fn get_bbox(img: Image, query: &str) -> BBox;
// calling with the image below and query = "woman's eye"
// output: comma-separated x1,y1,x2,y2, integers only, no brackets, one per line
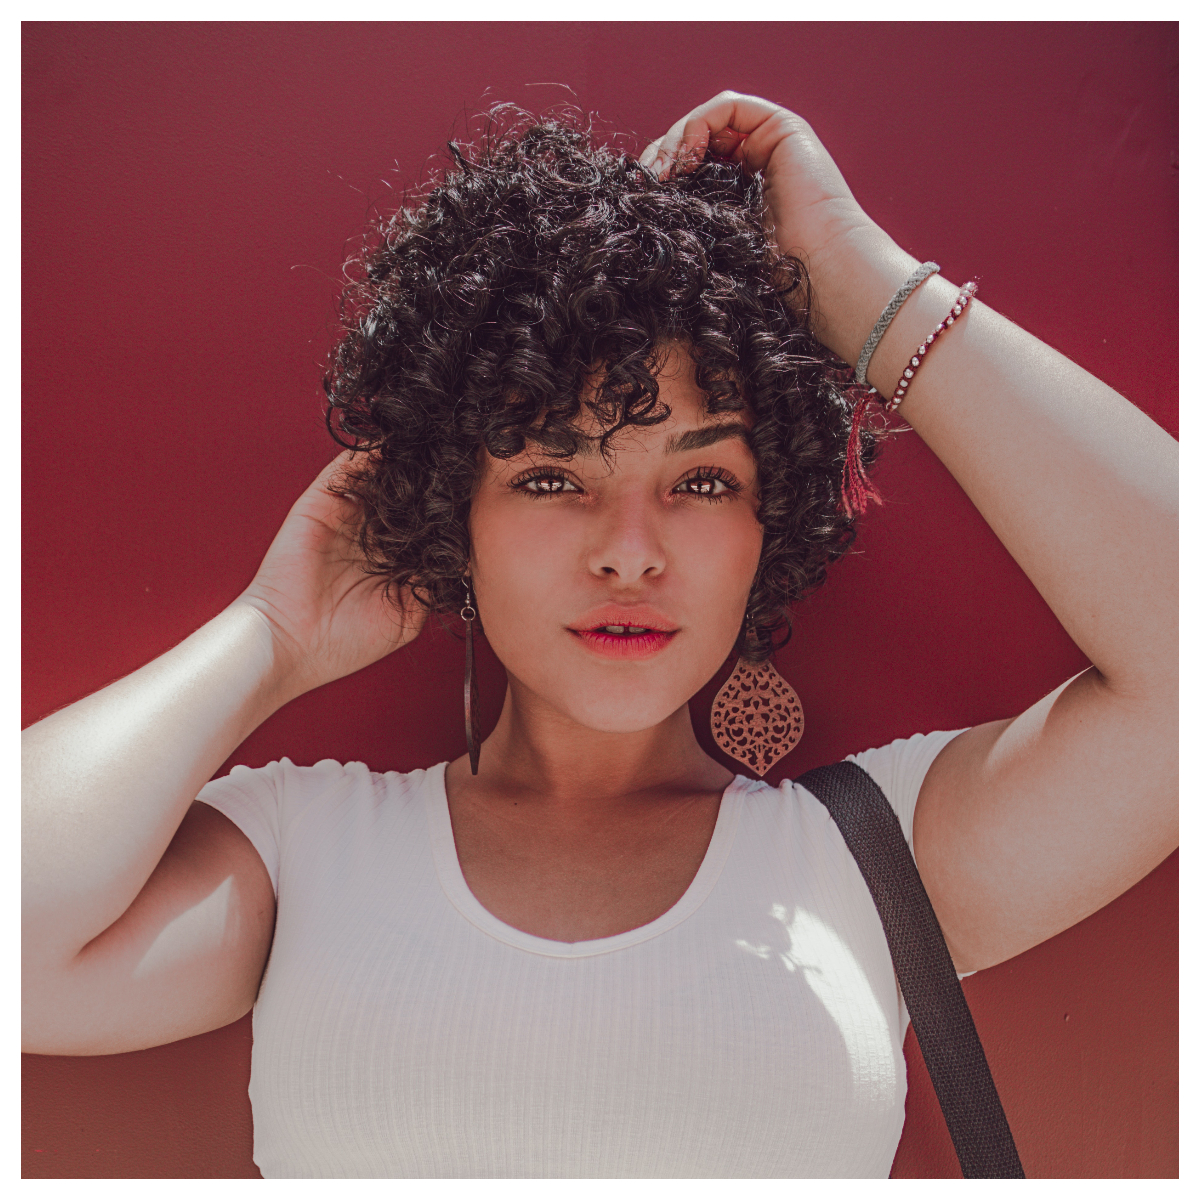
676,474,735,497
517,474,580,495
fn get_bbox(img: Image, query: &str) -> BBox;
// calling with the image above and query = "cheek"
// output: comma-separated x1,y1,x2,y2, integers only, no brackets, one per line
467,499,573,629
678,503,763,574
671,507,764,627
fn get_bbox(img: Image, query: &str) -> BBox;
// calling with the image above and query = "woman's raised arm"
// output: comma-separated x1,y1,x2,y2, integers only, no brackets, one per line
643,92,1178,973
23,451,423,1053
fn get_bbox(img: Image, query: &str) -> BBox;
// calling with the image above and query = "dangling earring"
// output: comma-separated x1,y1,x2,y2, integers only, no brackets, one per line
709,622,804,777
461,576,481,775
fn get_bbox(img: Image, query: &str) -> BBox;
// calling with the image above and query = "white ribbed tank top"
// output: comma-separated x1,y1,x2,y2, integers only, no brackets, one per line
197,727,963,1178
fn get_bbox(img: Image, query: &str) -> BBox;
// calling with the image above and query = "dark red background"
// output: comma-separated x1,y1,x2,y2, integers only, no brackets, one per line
23,22,1177,1178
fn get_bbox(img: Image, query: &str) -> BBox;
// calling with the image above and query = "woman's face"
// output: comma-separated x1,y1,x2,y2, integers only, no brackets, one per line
469,344,763,733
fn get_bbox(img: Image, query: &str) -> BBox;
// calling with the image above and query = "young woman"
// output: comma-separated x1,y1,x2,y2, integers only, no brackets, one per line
22,93,1177,1178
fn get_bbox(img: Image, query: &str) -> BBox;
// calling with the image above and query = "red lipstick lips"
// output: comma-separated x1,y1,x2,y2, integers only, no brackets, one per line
567,605,680,661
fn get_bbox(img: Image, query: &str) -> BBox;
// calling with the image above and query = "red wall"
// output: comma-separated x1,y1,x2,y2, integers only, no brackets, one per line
22,22,1177,1178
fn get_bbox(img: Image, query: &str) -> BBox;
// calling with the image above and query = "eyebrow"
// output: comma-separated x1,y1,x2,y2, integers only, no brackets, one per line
663,423,751,454
522,421,750,461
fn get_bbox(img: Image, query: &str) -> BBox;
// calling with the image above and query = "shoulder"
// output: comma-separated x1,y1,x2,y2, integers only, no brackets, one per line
197,757,446,829
770,728,969,855
201,756,440,802
844,729,969,799
194,757,445,891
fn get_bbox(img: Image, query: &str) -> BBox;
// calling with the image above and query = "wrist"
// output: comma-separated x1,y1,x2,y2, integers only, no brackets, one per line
222,596,315,711
802,224,969,404
802,222,922,366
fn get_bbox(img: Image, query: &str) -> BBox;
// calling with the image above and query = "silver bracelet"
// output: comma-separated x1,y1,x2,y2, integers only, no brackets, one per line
854,261,940,386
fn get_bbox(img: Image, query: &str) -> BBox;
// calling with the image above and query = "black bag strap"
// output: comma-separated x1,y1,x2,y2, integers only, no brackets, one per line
798,760,1025,1179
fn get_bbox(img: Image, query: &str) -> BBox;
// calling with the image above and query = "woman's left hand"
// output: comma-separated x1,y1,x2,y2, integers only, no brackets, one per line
639,91,885,352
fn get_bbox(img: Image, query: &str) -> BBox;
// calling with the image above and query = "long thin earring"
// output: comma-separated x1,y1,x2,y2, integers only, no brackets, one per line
461,576,481,775
710,629,804,777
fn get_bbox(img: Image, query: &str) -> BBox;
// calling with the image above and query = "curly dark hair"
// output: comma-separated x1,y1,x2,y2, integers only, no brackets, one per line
324,106,880,662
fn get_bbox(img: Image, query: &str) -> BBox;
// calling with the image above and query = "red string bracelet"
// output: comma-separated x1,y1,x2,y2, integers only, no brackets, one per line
839,279,979,517
886,280,978,412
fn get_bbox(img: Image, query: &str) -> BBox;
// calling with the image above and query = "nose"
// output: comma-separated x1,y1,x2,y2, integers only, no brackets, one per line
585,492,667,583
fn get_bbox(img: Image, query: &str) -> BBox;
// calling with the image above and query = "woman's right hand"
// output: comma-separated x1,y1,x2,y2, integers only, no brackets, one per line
234,450,427,699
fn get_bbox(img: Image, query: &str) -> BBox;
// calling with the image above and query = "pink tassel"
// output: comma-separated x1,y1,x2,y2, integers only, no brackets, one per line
840,393,883,517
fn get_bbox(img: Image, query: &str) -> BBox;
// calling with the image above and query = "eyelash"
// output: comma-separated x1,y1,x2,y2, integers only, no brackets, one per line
509,467,742,502
677,466,742,501
510,470,582,498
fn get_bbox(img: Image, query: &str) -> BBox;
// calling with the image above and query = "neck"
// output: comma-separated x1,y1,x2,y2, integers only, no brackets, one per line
465,677,733,811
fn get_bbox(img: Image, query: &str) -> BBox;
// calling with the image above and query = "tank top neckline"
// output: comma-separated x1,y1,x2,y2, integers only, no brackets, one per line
423,762,752,959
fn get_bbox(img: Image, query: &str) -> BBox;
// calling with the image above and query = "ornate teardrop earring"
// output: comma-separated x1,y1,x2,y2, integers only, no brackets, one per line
709,631,805,777
461,576,481,775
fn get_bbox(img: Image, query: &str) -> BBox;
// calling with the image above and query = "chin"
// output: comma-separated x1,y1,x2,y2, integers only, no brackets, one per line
556,690,686,735
528,653,711,735
493,629,734,736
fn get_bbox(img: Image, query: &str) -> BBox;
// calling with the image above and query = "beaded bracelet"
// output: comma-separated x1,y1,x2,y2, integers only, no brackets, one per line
841,278,979,518
886,281,978,411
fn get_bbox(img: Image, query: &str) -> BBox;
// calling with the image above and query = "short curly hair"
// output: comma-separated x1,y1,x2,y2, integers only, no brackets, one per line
324,106,879,662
